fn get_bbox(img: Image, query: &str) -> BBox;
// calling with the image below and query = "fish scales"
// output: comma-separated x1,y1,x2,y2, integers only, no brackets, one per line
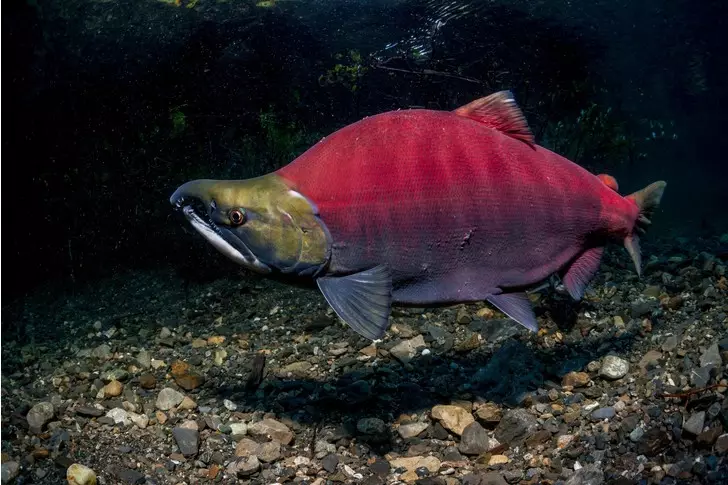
276,109,632,303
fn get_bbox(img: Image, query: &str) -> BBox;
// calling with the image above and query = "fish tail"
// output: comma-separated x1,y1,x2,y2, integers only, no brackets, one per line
623,181,667,276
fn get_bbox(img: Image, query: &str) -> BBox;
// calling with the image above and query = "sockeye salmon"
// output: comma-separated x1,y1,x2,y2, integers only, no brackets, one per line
170,91,666,340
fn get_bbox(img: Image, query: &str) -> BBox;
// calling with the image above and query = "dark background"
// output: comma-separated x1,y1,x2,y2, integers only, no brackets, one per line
3,0,728,300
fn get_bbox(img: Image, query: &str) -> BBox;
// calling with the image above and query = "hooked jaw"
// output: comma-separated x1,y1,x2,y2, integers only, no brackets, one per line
170,180,272,274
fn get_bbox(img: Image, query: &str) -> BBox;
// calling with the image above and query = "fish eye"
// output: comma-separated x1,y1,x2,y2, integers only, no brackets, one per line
229,209,246,226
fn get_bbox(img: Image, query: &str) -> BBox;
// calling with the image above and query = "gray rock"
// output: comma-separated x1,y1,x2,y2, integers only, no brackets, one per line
156,388,185,411
76,406,104,417
591,407,616,421
106,408,131,426
136,350,152,369
389,335,426,364
662,335,678,352
357,417,387,435
172,427,199,456
683,411,705,436
91,344,112,359
494,409,538,444
458,421,491,455
462,472,509,485
715,433,728,454
322,454,339,473
27,401,55,431
700,343,722,369
565,464,604,485
599,356,629,380
1,462,19,485
102,368,129,382
631,300,657,318
690,366,711,388
113,467,145,484
227,456,260,477
630,426,645,442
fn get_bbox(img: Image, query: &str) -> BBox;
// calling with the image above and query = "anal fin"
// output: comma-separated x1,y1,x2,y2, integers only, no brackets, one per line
486,292,539,332
563,247,604,300
316,265,393,340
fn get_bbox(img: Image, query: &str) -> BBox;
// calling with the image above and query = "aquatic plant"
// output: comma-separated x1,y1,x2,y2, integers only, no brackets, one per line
319,50,368,93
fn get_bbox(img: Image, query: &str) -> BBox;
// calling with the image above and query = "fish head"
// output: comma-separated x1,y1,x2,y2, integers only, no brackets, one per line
170,174,330,277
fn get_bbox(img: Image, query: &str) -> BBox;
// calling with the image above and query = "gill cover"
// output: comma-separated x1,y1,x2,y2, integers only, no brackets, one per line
170,174,331,276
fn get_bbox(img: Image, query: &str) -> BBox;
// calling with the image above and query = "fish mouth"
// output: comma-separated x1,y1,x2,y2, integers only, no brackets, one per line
172,195,272,274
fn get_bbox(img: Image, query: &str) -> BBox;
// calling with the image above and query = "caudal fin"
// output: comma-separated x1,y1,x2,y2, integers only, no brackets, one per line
624,181,667,276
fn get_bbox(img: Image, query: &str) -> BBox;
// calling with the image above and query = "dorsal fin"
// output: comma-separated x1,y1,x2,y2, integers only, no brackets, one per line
453,90,535,146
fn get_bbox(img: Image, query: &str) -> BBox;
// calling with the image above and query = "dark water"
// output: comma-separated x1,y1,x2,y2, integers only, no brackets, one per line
4,0,728,298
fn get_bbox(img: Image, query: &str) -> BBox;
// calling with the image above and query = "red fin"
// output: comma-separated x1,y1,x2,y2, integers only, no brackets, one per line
563,247,604,300
597,174,619,192
453,90,535,146
624,181,667,276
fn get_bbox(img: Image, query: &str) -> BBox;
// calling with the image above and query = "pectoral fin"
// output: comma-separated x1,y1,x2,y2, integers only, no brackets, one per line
316,265,393,340
486,292,539,332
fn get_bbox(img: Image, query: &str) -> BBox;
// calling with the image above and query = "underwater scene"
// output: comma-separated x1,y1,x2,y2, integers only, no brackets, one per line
3,0,728,484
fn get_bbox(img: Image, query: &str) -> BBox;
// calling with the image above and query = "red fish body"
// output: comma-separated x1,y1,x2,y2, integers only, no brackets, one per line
278,103,639,307
171,91,665,339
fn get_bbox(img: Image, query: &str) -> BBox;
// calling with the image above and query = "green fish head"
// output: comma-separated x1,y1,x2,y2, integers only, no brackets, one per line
170,174,330,276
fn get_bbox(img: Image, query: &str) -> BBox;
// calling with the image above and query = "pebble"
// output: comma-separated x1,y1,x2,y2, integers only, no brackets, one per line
566,464,604,485
458,421,492,455
683,411,705,436
322,453,339,473
76,406,104,417
106,408,131,426
557,434,575,449
130,413,149,429
178,396,197,410
103,380,123,397
27,401,54,431
700,343,722,368
248,418,294,445
173,426,199,456
114,467,145,484
389,456,441,483
599,355,629,379
390,335,426,364
494,409,538,444
138,373,156,389
630,426,645,442
715,434,728,454
135,350,151,369
475,402,502,426
562,371,590,388
397,422,429,439
431,404,475,436
257,441,282,463
488,455,509,465
156,388,185,411
357,417,387,435
662,335,678,352
90,344,111,359
1,462,19,485
66,463,97,485
591,407,616,421
229,422,247,435
227,456,260,477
